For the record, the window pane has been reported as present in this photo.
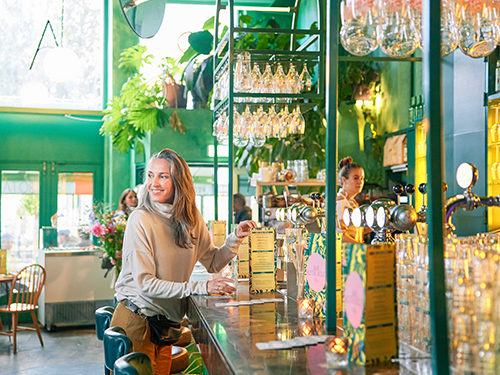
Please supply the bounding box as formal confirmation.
[57,172,93,248]
[1,171,40,273]
[0,0,103,110]
[189,165,228,222]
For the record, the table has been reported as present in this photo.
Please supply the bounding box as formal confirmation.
[188,282,404,375]
[0,274,16,330]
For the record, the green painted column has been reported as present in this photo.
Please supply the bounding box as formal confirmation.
[325,0,338,332]
[103,0,139,209]
[422,0,450,373]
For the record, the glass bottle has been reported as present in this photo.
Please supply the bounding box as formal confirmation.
[409,96,415,124]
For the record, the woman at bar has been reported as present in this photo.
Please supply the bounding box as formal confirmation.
[111,148,256,374]
[336,156,367,243]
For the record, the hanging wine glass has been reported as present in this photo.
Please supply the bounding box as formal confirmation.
[378,0,420,58]
[234,52,251,102]
[273,63,287,94]
[286,63,300,94]
[458,1,499,58]
[269,106,281,138]
[294,105,306,135]
[234,105,250,148]
[251,63,263,102]
[216,112,229,145]
[440,0,459,56]
[250,105,267,147]
[299,63,312,92]
[409,0,423,49]
[340,0,380,56]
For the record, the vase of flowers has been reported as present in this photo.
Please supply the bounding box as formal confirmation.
[88,203,127,276]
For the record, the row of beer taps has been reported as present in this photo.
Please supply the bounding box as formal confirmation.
[275,163,500,243]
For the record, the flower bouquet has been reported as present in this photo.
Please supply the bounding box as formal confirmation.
[88,203,127,276]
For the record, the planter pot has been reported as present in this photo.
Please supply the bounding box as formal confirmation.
[162,83,187,108]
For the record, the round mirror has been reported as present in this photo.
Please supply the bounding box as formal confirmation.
[456,162,478,189]
[119,0,166,39]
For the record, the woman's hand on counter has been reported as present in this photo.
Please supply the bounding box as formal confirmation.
[235,220,258,238]
[207,278,236,295]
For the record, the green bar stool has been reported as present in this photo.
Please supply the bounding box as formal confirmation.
[95,306,114,341]
[114,352,153,375]
[104,326,133,374]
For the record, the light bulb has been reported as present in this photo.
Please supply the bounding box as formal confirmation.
[43,47,80,82]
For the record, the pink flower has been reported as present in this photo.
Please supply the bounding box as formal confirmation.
[387,0,403,12]
[91,223,106,237]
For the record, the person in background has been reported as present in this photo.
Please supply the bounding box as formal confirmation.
[111,148,256,374]
[118,188,138,218]
[233,193,252,224]
[336,156,369,243]
[57,229,80,248]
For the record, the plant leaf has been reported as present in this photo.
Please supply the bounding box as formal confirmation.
[202,16,215,30]
[179,46,197,64]
[188,30,213,55]
[239,15,252,26]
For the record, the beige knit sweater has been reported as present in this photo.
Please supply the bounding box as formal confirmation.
[115,203,242,322]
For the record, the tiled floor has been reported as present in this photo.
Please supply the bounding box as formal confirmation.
[0,324,104,375]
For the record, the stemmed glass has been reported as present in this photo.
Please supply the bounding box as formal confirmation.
[458,1,500,58]
[299,63,312,92]
[250,63,263,102]
[286,64,300,94]
[234,105,251,147]
[378,0,420,58]
[273,63,287,94]
[340,0,380,56]
[440,0,459,57]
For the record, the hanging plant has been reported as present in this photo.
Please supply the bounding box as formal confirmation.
[101,45,186,153]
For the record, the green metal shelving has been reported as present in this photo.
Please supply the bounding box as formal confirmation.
[212,0,325,228]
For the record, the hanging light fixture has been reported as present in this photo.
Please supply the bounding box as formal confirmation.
[29,0,80,82]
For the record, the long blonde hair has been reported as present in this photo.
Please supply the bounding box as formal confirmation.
[137,149,198,248]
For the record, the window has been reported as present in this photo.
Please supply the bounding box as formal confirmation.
[0,0,104,110]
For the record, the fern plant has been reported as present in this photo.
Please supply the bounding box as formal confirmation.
[101,45,185,153]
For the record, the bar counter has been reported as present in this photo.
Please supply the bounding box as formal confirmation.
[187,281,406,375]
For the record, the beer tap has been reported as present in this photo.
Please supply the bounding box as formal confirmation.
[445,163,500,236]
[275,192,325,229]
[405,184,415,206]
[417,183,427,223]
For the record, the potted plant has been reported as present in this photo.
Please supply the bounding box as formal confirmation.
[101,45,186,153]
[159,57,187,109]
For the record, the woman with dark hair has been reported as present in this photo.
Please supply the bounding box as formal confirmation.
[111,148,256,374]
[118,188,138,218]
[336,156,367,243]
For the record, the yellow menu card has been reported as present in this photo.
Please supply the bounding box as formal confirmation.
[0,249,6,274]
[209,220,226,247]
[249,228,276,293]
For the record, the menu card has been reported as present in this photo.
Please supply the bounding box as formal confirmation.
[0,249,6,274]
[231,224,249,278]
[249,228,276,293]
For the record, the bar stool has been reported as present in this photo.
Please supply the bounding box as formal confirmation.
[104,326,133,374]
[114,352,153,375]
[95,306,114,341]
[170,346,189,374]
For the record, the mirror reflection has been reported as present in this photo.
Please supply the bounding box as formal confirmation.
[119,0,166,39]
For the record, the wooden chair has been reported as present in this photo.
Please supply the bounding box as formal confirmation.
[0,264,46,353]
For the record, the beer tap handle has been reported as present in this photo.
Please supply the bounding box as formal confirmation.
[418,183,427,208]
[393,184,404,205]
[405,184,415,206]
